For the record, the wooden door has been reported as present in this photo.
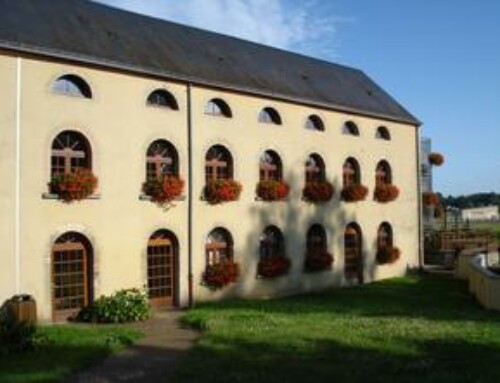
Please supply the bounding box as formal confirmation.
[147,234,175,308]
[52,236,89,321]
[344,226,362,282]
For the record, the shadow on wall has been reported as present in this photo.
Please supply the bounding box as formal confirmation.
[218,170,382,298]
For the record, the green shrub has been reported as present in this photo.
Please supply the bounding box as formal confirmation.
[0,303,37,354]
[77,288,151,323]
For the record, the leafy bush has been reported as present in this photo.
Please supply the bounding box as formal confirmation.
[0,302,37,354]
[77,288,151,323]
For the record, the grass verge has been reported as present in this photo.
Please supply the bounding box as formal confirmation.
[0,325,141,383]
[177,275,500,383]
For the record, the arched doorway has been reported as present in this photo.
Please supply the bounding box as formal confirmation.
[52,232,93,321]
[344,223,363,283]
[147,230,178,309]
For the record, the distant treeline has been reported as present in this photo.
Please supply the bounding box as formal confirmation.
[439,192,500,209]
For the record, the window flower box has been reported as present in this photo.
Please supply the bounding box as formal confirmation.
[422,192,439,207]
[428,152,445,166]
[257,255,291,278]
[341,184,369,202]
[202,260,240,290]
[142,176,184,206]
[204,179,242,204]
[374,184,400,203]
[302,181,334,203]
[256,180,290,201]
[376,246,401,265]
[304,251,334,273]
[48,168,98,203]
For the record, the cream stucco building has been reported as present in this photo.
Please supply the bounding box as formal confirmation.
[0,0,423,322]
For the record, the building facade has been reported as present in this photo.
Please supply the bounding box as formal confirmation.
[0,0,422,322]
[462,206,499,221]
[420,137,433,193]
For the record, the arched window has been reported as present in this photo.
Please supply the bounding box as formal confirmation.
[305,153,326,183]
[52,232,93,321]
[376,126,391,140]
[344,223,363,281]
[377,222,393,250]
[307,224,327,254]
[146,140,179,181]
[51,131,92,177]
[342,157,361,187]
[260,226,285,258]
[260,150,282,181]
[205,98,232,117]
[147,89,179,110]
[342,121,359,136]
[375,160,392,185]
[206,228,233,265]
[52,74,92,98]
[147,230,178,308]
[305,115,324,131]
[205,145,233,182]
[258,107,282,125]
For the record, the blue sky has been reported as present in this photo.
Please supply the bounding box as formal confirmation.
[96,0,499,196]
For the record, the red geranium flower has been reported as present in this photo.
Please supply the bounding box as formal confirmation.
[256,180,290,201]
[205,180,242,204]
[302,181,334,203]
[257,255,291,278]
[341,184,369,202]
[49,168,98,203]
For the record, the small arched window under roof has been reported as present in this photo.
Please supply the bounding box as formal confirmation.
[52,74,92,99]
[305,114,324,131]
[147,89,179,110]
[342,121,360,136]
[205,98,232,118]
[375,126,391,140]
[259,107,282,125]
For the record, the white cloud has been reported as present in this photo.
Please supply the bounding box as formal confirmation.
[95,0,341,59]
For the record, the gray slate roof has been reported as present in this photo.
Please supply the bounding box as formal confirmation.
[0,0,420,125]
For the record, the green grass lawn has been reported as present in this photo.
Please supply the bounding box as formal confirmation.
[177,275,500,383]
[0,325,141,383]
[470,221,500,241]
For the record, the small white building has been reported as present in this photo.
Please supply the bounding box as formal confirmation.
[462,206,499,221]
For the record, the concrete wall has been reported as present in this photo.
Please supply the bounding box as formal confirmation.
[0,51,421,321]
[459,252,500,311]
